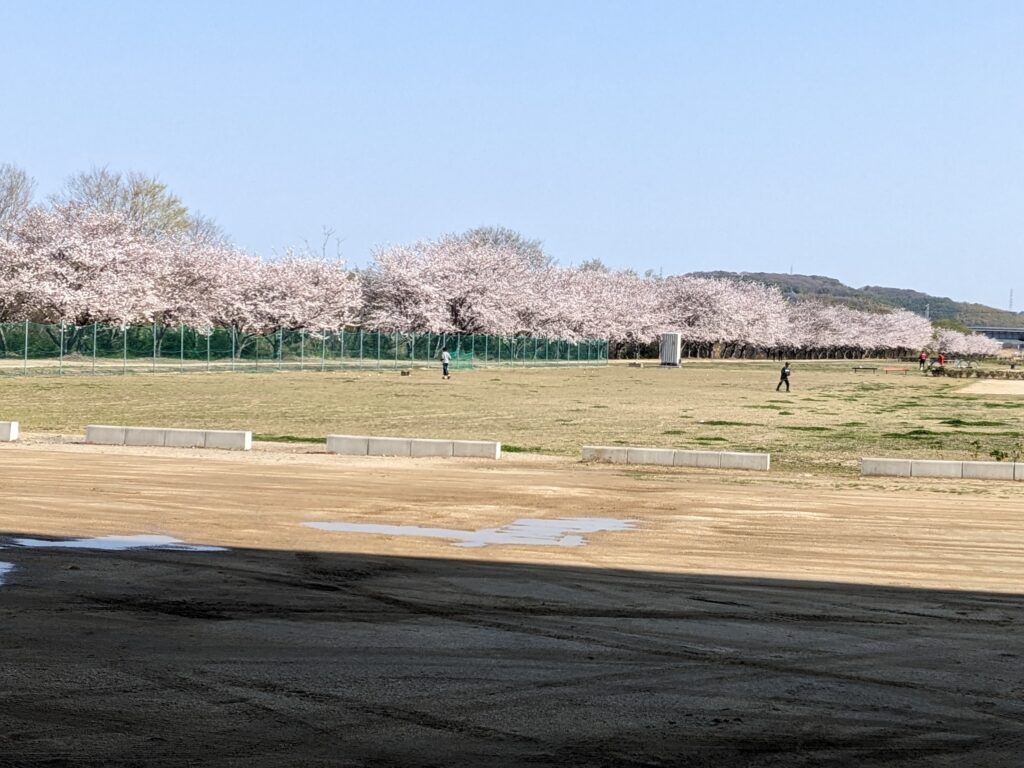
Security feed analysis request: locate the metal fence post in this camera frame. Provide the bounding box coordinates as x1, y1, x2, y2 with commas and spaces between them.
180, 324, 185, 373
300, 329, 305, 371
206, 332, 211, 372
59, 321, 64, 375
376, 331, 381, 369
321, 330, 326, 372
359, 328, 364, 367
122, 326, 127, 374
93, 323, 98, 374
152, 322, 157, 372
23, 319, 28, 374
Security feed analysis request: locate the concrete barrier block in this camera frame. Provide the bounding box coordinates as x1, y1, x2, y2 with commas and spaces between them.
163, 428, 207, 449
203, 430, 252, 451
368, 437, 412, 457
673, 450, 700, 467
326, 435, 370, 455
581, 446, 629, 463
694, 451, 722, 468
1015, 463, 1024, 482
85, 425, 126, 446
0, 421, 18, 442
861, 458, 912, 477
962, 461, 1016, 481
124, 427, 167, 447
410, 439, 455, 458
720, 452, 771, 471
911, 460, 963, 479
452, 440, 502, 460
626, 448, 676, 466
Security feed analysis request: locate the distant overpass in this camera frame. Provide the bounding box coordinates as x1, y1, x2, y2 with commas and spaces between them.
967, 326, 1024, 342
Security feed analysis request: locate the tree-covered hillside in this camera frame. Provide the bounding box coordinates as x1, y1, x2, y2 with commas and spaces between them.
692, 272, 1024, 328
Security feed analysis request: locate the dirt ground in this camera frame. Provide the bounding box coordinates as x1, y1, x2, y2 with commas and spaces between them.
2, 442, 1023, 766
959, 380, 1024, 396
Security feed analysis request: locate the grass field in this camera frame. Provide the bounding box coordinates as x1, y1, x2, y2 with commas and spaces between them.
2, 359, 1023, 474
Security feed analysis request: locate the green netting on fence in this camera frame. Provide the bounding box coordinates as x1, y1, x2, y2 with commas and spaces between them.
0, 322, 609, 376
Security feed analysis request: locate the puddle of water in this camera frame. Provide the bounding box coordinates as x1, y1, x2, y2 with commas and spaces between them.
304, 517, 636, 548
10, 535, 226, 552
0, 562, 12, 586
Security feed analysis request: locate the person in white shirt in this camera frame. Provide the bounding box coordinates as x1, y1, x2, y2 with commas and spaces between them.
441, 347, 452, 380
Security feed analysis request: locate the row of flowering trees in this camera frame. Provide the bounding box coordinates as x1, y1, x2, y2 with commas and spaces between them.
0, 203, 1001, 358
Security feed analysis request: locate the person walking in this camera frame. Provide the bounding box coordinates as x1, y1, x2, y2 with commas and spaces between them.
919, 350, 928, 370
441, 347, 452, 380
776, 362, 791, 392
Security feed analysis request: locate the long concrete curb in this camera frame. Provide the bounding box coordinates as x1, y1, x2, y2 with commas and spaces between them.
861, 457, 1024, 481
582, 446, 770, 472
0, 421, 19, 442
327, 435, 501, 460
85, 425, 252, 451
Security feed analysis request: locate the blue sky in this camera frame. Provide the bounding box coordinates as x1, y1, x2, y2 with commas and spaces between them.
2, 1, 1022, 309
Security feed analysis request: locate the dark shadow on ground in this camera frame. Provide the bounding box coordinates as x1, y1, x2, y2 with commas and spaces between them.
1, 538, 1022, 767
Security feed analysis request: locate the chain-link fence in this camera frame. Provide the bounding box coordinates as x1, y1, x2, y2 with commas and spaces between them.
0, 322, 609, 376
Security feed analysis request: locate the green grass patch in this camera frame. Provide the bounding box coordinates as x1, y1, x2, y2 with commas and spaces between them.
940, 418, 1007, 427
882, 429, 942, 439
662, 429, 686, 435
254, 433, 323, 444
781, 425, 832, 432
701, 419, 755, 426
502, 444, 544, 453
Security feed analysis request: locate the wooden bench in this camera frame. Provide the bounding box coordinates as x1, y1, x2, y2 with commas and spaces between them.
883, 367, 910, 375
852, 366, 877, 373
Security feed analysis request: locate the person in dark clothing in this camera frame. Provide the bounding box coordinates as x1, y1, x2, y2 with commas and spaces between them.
776, 362, 791, 392
919, 350, 928, 370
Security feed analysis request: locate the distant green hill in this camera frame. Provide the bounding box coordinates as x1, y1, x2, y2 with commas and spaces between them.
690, 271, 1024, 328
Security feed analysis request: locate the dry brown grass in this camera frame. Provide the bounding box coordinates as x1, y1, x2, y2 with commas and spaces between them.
2, 359, 1023, 474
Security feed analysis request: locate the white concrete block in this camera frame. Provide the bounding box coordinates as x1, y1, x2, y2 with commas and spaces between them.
1015, 463, 1024, 482
673, 450, 700, 467
368, 437, 412, 457
694, 451, 722, 468
719, 452, 771, 471
124, 427, 167, 447
861, 458, 912, 477
409, 439, 454, 458
0, 421, 18, 442
962, 461, 1016, 481
452, 440, 502, 460
326, 435, 370, 455
163, 429, 207, 449
581, 446, 629, 463
626, 447, 676, 466
86, 425, 126, 446
911, 460, 963, 479
203, 430, 252, 451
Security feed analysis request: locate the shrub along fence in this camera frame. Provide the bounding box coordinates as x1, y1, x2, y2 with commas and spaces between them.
0, 322, 609, 376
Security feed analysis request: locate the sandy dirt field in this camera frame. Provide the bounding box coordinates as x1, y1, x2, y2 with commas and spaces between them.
959, 379, 1024, 396
2, 442, 1023, 766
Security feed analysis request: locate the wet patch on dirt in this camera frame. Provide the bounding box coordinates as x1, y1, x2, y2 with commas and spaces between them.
304, 517, 636, 548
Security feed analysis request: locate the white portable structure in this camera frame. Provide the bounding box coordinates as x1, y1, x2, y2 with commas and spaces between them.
659, 333, 682, 366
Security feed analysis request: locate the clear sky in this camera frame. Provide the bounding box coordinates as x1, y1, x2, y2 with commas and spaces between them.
2, 1, 1022, 309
